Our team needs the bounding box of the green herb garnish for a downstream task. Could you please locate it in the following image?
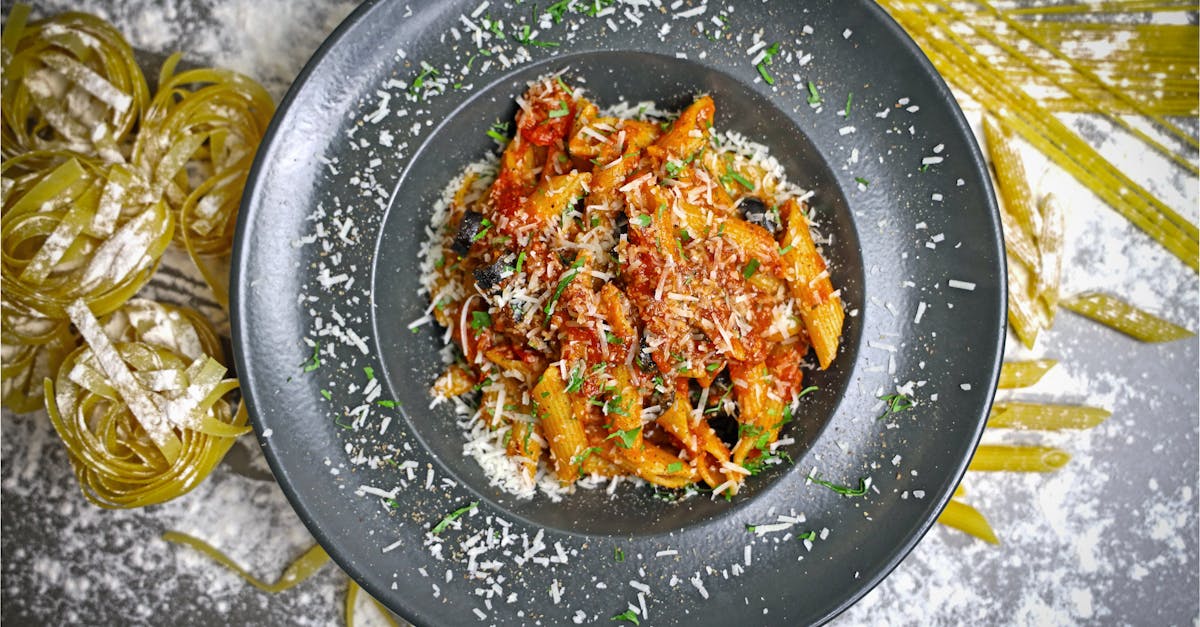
[614,546,625,561]
[430,501,479,535]
[806,81,821,105]
[877,392,915,420]
[797,530,816,542]
[606,426,641,449]
[487,120,510,145]
[755,42,780,86]
[471,310,492,334]
[548,100,570,118]
[471,218,493,242]
[302,343,321,372]
[809,474,869,497]
[565,366,585,393]
[666,461,684,473]
[377,399,398,408]
[798,385,819,399]
[854,177,870,187]
[611,610,640,625]
[514,251,527,273]
[320,389,332,401]
[633,214,651,228]
[543,258,585,314]
[742,258,761,279]
[844,92,853,117]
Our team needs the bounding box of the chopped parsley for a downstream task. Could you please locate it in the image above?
[376,399,398,408]
[514,24,559,47]
[614,546,625,561]
[611,610,640,625]
[409,65,440,98]
[571,446,603,467]
[854,176,870,187]
[798,385,819,399]
[809,474,869,497]
[470,310,492,335]
[606,426,641,449]
[320,389,332,401]
[302,343,321,372]
[547,100,570,118]
[721,165,755,191]
[487,120,510,145]
[363,366,375,380]
[514,250,527,273]
[806,81,821,105]
[470,218,493,242]
[430,501,479,535]
[565,365,585,393]
[633,214,651,228]
[755,42,781,85]
[742,258,761,279]
[797,530,817,542]
[877,392,915,420]
[605,331,623,344]
[543,258,585,314]
[844,92,853,117]
[666,461,684,473]
[705,362,721,372]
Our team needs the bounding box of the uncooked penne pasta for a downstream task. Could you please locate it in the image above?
[1061,292,1196,343]
[1035,193,1065,321]
[988,402,1111,430]
[968,444,1070,472]
[938,500,999,544]
[997,359,1057,389]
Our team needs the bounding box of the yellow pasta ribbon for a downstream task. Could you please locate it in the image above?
[968,444,1070,472]
[988,402,1111,430]
[44,299,250,508]
[1,7,148,160]
[1061,292,1196,343]
[133,52,274,308]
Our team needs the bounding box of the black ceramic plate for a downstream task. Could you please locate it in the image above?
[232,1,1004,625]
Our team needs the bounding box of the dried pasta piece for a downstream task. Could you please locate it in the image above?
[1035,193,1065,321]
[0,307,76,412]
[162,531,330,593]
[1,6,148,161]
[45,299,250,508]
[937,500,999,544]
[133,52,274,307]
[1061,291,1195,342]
[997,359,1057,389]
[1,156,174,319]
[988,402,1111,430]
[968,444,1070,472]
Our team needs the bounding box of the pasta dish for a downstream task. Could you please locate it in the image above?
[418,76,844,499]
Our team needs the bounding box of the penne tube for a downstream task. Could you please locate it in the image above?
[523,171,591,224]
[1006,257,1043,350]
[1061,292,1196,343]
[648,95,713,160]
[988,402,1111,430]
[532,366,590,483]
[997,359,1057,389]
[968,444,1070,472]
[937,500,999,544]
[1035,193,1065,322]
[985,117,1043,272]
[779,198,843,369]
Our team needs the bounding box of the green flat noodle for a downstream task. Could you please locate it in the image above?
[968,444,1070,472]
[163,531,331,593]
[44,300,249,508]
[997,359,1057,389]
[988,401,1110,430]
[1061,292,1196,343]
[1,8,148,158]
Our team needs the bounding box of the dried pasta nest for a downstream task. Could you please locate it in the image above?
[0,153,174,319]
[1,10,148,162]
[133,53,274,306]
[0,301,76,412]
[45,299,250,509]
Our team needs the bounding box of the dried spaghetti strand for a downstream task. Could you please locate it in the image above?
[1,7,148,161]
[45,299,250,508]
[1061,292,1196,342]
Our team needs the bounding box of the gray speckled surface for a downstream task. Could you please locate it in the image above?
[2,1,1197,626]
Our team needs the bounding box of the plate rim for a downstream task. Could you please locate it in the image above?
[231,0,1007,623]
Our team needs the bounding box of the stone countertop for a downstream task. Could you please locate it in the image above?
[2,1,1197,625]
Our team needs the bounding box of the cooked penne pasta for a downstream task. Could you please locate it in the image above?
[968,445,1070,472]
[1061,292,1196,342]
[988,402,1111,430]
[420,76,843,497]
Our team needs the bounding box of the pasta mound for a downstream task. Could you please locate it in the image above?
[422,76,844,498]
